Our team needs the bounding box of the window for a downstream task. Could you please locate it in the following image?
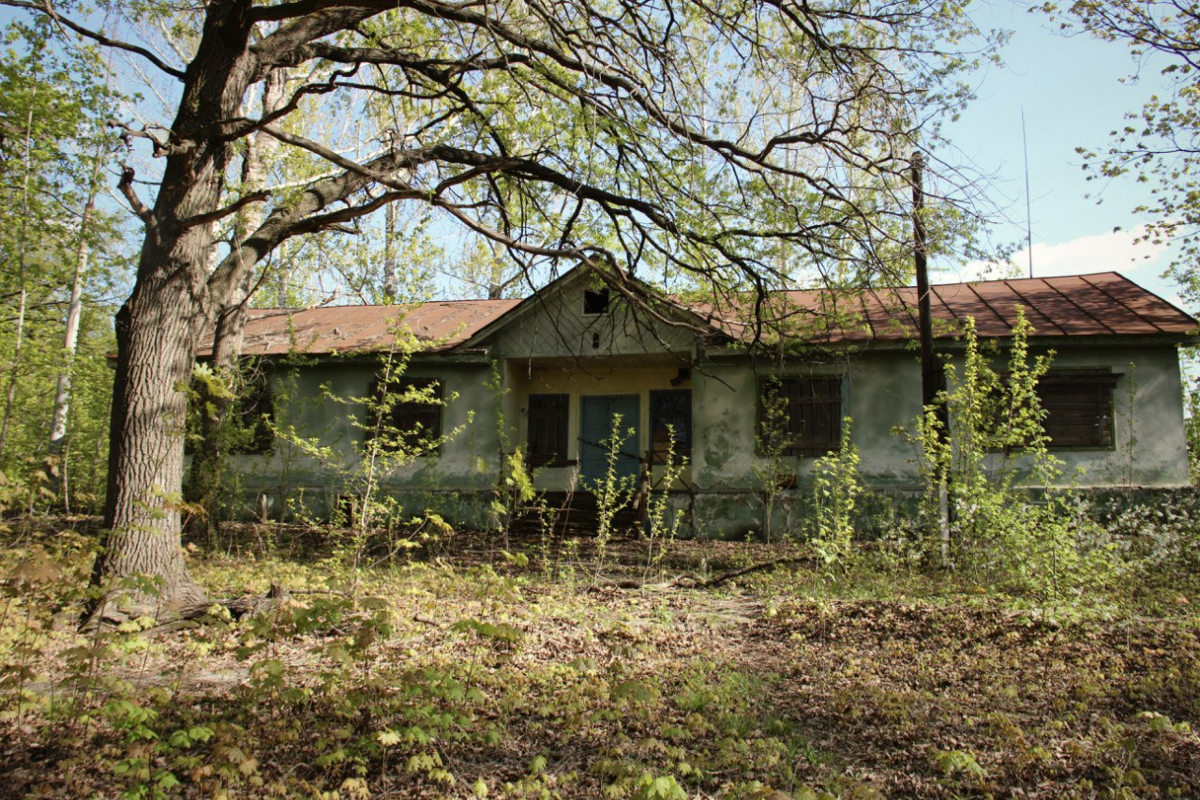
[368,376,441,453]
[760,377,842,457]
[650,390,691,463]
[527,394,569,465]
[583,287,610,315]
[185,362,274,455]
[1037,371,1121,449]
[231,367,274,455]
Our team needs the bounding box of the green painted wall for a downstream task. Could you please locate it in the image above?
[227,356,500,525]
[685,340,1191,538]
[219,271,1192,538]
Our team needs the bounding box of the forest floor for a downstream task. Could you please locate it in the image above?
[1,519,1198,798]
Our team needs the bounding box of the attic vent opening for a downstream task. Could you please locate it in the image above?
[583,287,610,315]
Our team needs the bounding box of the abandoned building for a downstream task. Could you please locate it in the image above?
[200,266,1199,537]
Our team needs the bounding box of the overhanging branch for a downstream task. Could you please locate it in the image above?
[2,0,186,79]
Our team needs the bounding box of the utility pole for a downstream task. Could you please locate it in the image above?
[912,152,940,412]
[912,151,950,555]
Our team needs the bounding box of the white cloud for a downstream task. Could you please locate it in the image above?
[958,225,1171,283]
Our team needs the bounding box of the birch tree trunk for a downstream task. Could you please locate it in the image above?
[47,181,99,505]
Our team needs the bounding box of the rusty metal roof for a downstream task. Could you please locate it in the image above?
[197,299,520,357]
[704,272,1197,344]
[202,272,1195,357]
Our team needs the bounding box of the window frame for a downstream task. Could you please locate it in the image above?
[1036,370,1122,451]
[526,393,571,466]
[366,375,443,455]
[649,389,692,464]
[758,376,843,458]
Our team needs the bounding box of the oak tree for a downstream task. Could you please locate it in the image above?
[4,0,989,619]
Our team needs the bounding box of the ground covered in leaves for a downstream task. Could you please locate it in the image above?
[1,520,1199,798]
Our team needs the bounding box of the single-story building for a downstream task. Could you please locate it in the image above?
[201,265,1199,538]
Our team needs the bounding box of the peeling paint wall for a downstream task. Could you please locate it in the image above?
[228,356,500,525]
[684,341,1191,538]
[223,279,1192,539]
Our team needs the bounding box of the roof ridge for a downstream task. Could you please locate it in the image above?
[248,298,522,312]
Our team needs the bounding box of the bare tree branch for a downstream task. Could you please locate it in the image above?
[1,0,186,79]
[116,166,154,226]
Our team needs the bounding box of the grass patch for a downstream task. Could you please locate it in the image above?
[1,519,1198,797]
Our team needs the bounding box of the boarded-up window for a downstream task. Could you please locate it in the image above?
[1038,371,1121,448]
[527,394,569,465]
[368,376,441,453]
[761,377,842,457]
[650,390,691,463]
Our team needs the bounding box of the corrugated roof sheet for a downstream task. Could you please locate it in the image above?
[197,299,520,356]
[200,272,1195,357]
[703,272,1197,343]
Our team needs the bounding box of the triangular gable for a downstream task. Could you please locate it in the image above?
[460,263,722,358]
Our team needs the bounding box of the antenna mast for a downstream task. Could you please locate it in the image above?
[1022,107,1033,279]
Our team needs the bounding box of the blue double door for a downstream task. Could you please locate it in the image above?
[579,395,641,487]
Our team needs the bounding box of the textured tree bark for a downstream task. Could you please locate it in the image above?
[91,0,257,621]
[92,271,209,616]
[383,201,398,302]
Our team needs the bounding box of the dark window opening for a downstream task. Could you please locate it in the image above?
[185,361,274,456]
[368,376,442,454]
[232,367,275,455]
[650,390,691,463]
[583,287,611,315]
[527,394,569,466]
[1038,371,1121,449]
[760,377,842,457]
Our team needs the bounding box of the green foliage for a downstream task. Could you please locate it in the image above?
[592,415,637,577]
[808,420,862,572]
[643,426,688,580]
[1184,356,1200,484]
[485,361,543,548]
[910,311,1118,597]
[753,380,795,544]
[270,320,469,569]
[1041,1,1200,298]
[0,22,124,507]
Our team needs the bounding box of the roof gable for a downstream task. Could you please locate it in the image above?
[467,265,702,358]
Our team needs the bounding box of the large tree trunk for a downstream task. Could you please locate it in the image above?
[91,0,257,621]
[92,268,209,616]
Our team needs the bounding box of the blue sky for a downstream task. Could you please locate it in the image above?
[945,2,1183,305]
[1,1,1185,306]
